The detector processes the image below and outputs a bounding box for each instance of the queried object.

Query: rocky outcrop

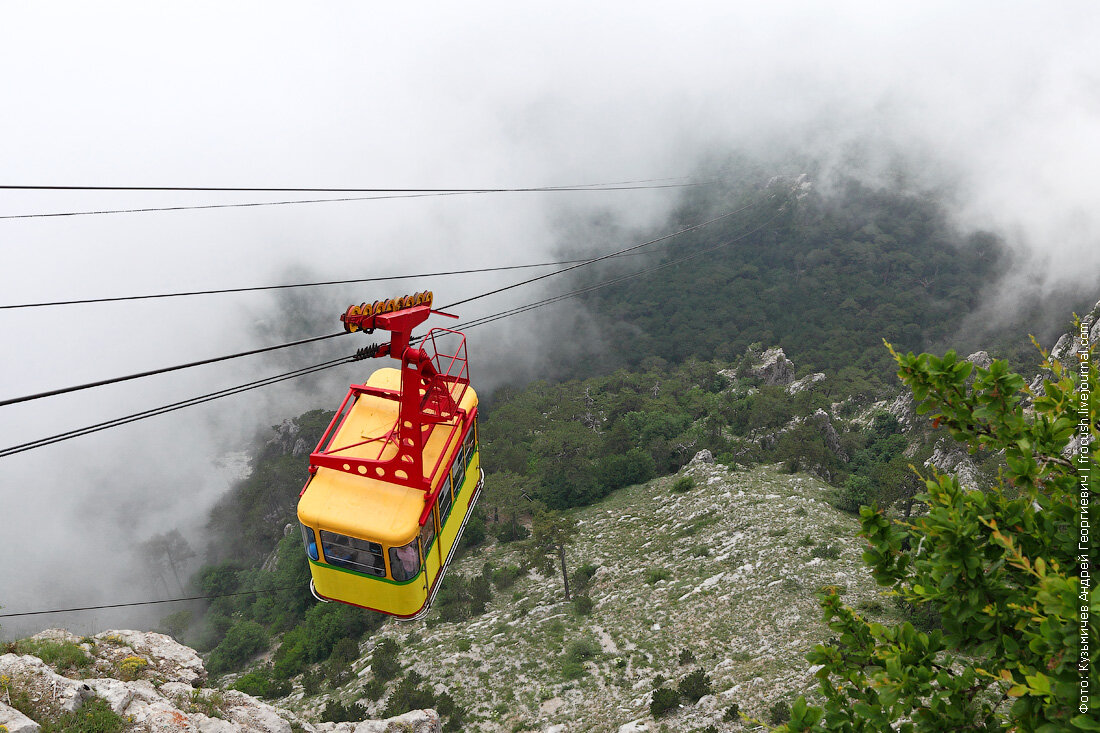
[0,630,440,733]
[809,409,847,462]
[788,372,825,394]
[750,348,796,387]
[924,438,981,490]
[267,419,311,458]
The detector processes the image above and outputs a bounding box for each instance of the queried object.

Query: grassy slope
[291,462,906,732]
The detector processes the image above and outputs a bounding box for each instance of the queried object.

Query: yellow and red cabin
[297,299,482,620]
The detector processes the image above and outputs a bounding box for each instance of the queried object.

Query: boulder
[689,449,714,465]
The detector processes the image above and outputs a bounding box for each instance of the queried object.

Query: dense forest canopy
[536,175,1090,391]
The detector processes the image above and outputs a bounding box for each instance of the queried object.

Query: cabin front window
[300,523,319,561]
[319,530,385,577]
[388,539,421,581]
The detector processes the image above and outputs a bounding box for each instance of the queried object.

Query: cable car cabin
[296,298,482,620]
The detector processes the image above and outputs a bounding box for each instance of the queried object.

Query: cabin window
[451,444,466,495]
[319,530,385,577]
[300,523,319,561]
[388,539,421,582]
[438,475,453,522]
[464,422,477,462]
[420,511,436,555]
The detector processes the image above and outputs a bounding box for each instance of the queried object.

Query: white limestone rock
[618,720,651,732]
[92,630,206,686]
[751,347,796,386]
[0,702,40,733]
[352,709,441,732]
[0,654,92,712]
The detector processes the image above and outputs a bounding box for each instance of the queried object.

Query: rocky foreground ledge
[0,629,439,733]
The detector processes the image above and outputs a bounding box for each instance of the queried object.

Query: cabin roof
[297,367,477,546]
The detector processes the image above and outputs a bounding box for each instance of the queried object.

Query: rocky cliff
[0,630,439,733]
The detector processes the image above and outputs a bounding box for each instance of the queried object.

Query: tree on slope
[780,329,1097,732]
[525,508,578,601]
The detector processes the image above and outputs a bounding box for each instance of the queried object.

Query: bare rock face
[810,409,847,462]
[3,630,441,733]
[751,348,796,387]
[925,439,981,490]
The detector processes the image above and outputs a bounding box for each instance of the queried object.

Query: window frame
[388,538,422,582]
[437,474,453,523]
[300,522,319,561]
[318,529,386,577]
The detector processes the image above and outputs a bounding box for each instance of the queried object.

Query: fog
[1,2,1097,636]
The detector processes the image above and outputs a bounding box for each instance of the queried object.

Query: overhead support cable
[0,332,347,408]
[0,176,701,192]
[0,587,304,618]
[0,255,646,311]
[0,179,716,220]
[0,356,354,458]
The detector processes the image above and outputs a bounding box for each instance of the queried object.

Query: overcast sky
[1,2,1097,635]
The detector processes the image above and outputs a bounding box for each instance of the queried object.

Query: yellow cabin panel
[298,365,480,618]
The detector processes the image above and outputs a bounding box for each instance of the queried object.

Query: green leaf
[1071,714,1100,731]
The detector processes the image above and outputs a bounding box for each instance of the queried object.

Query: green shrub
[768,699,791,724]
[321,699,366,723]
[650,687,680,717]
[561,659,586,680]
[671,476,696,493]
[678,668,712,702]
[371,638,401,681]
[361,677,386,702]
[724,702,740,721]
[383,671,436,717]
[677,648,695,665]
[810,544,840,560]
[491,564,525,590]
[456,638,472,652]
[564,636,600,664]
[232,667,291,699]
[571,594,594,616]
[645,567,671,585]
[207,620,268,674]
[469,574,492,616]
[572,562,599,591]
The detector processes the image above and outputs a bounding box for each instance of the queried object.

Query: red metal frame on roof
[306,302,473,504]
